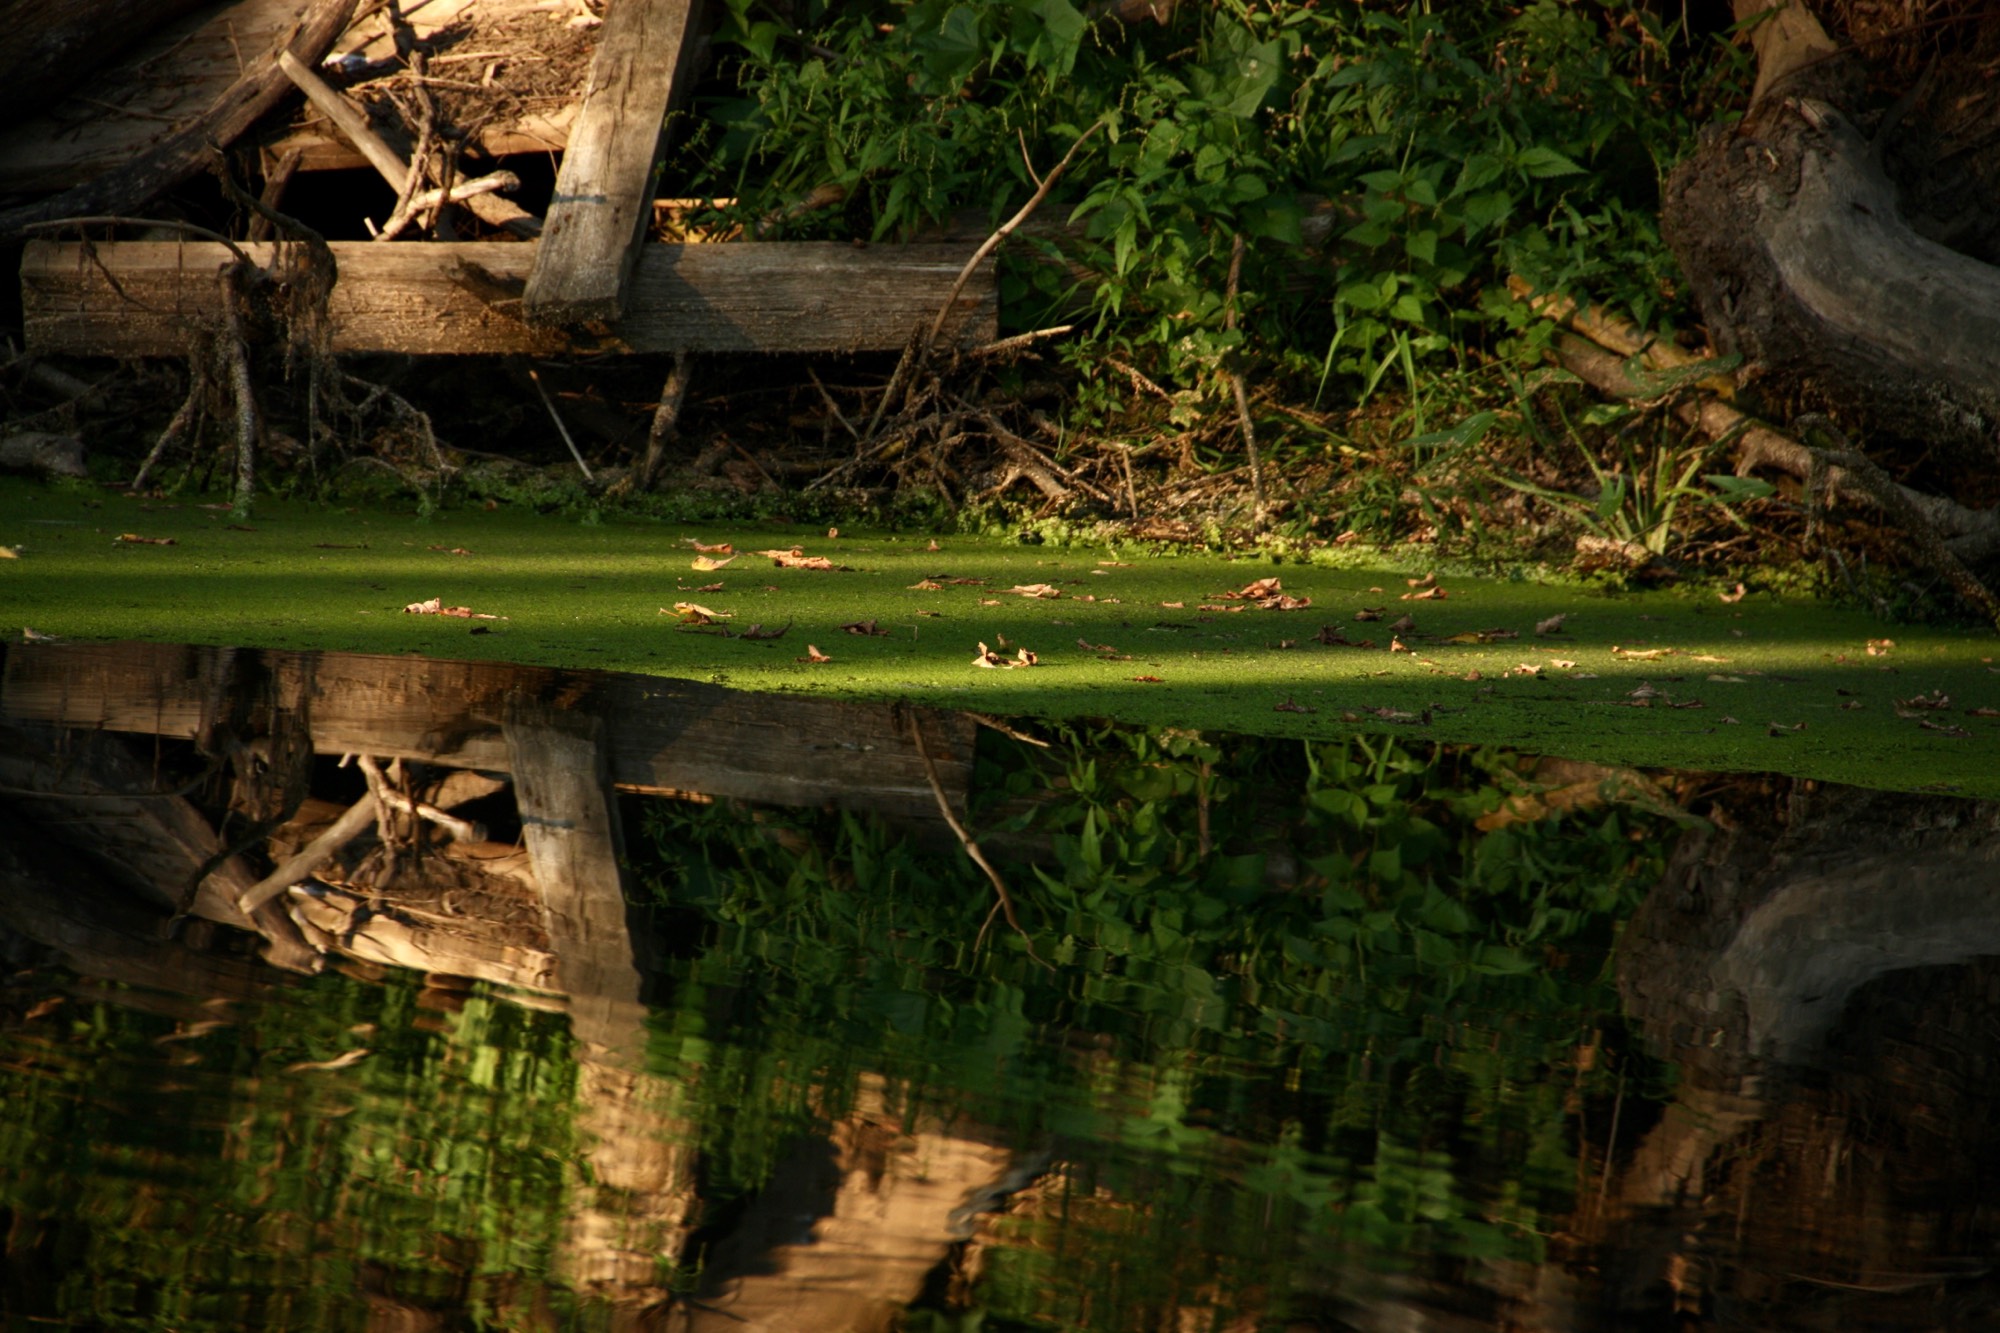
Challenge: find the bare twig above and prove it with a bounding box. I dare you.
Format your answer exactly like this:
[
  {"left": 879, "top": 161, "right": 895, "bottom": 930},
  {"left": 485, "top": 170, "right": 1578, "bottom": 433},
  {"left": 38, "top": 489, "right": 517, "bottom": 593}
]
[
  {"left": 377, "top": 171, "right": 518, "bottom": 241},
  {"left": 808, "top": 364, "right": 859, "bottom": 439},
  {"left": 132, "top": 373, "right": 204, "bottom": 492},
  {"left": 238, "top": 791, "right": 379, "bottom": 915},
  {"left": 1224, "top": 232, "right": 1267, "bottom": 527},
  {"left": 925, "top": 120, "right": 1105, "bottom": 351},
  {"left": 911, "top": 717, "right": 1049, "bottom": 968},
  {"left": 636, "top": 352, "right": 692, "bottom": 490},
  {"left": 216, "top": 264, "right": 260, "bottom": 518},
  {"left": 969, "top": 324, "right": 1075, "bottom": 358},
  {"left": 528, "top": 367, "right": 593, "bottom": 482}
]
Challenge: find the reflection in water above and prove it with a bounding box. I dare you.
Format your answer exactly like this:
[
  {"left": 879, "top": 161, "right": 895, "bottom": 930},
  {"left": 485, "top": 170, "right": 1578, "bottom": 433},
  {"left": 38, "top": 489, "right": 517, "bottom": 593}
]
[{"left": 2, "top": 641, "right": 1999, "bottom": 1329}]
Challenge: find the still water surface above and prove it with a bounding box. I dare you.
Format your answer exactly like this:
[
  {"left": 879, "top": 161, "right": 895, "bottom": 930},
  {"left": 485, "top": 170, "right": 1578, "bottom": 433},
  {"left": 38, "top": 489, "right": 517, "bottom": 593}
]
[{"left": 3, "top": 643, "right": 1998, "bottom": 1330}]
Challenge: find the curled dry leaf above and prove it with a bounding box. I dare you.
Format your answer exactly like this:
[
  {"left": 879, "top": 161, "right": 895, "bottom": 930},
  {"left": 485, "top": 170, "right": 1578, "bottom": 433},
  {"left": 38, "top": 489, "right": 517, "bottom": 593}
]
[
  {"left": 909, "top": 579, "right": 945, "bottom": 591},
  {"left": 799, "top": 644, "right": 832, "bottom": 663},
  {"left": 1611, "top": 645, "right": 1673, "bottom": 660},
  {"left": 1767, "top": 721, "right": 1807, "bottom": 735},
  {"left": 840, "top": 619, "right": 889, "bottom": 637},
  {"left": 1313, "top": 625, "right": 1352, "bottom": 646},
  {"left": 1866, "top": 638, "right": 1895, "bottom": 656},
  {"left": 1967, "top": 706, "right": 2000, "bottom": 718},
  {"left": 1718, "top": 583, "right": 1747, "bottom": 603},
  {"left": 115, "top": 533, "right": 174, "bottom": 546},
  {"left": 696, "top": 582, "right": 726, "bottom": 592},
  {"left": 1534, "top": 613, "right": 1568, "bottom": 635},
  {"left": 1896, "top": 689, "right": 1951, "bottom": 711},
  {"left": 1841, "top": 699, "right": 1864, "bottom": 710},
  {"left": 1389, "top": 636, "right": 1410, "bottom": 653},
  {"left": 1132, "top": 674, "right": 1164, "bottom": 683},
  {"left": 1407, "top": 572, "right": 1436, "bottom": 589},
  {"left": 1400, "top": 586, "right": 1447, "bottom": 602},
  {"left": 1512, "top": 663, "right": 1542, "bottom": 677},
  {"left": 1008, "top": 583, "right": 1063, "bottom": 599},
  {"left": 972, "top": 642, "right": 1038, "bottom": 669},
  {"left": 666, "top": 602, "right": 731, "bottom": 624},
  {"left": 691, "top": 555, "right": 736, "bottom": 572},
  {"left": 1354, "top": 607, "right": 1384, "bottom": 622},
  {"left": 1920, "top": 719, "right": 1973, "bottom": 738},
  {"left": 685, "top": 539, "right": 733, "bottom": 554},
  {"left": 1549, "top": 658, "right": 1578, "bottom": 669},
  {"left": 405, "top": 598, "right": 502, "bottom": 620}
]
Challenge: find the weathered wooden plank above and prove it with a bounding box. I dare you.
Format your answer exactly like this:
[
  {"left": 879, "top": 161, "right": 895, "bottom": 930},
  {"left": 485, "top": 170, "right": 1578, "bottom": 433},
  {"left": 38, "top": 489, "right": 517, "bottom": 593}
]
[
  {"left": 20, "top": 238, "right": 997, "bottom": 356},
  {"left": 0, "top": 0, "right": 360, "bottom": 241},
  {"left": 523, "top": 0, "right": 697, "bottom": 325},
  {"left": 0, "top": 642, "right": 977, "bottom": 825},
  {"left": 0, "top": 0, "right": 578, "bottom": 198},
  {"left": 503, "top": 703, "right": 642, "bottom": 1001}
]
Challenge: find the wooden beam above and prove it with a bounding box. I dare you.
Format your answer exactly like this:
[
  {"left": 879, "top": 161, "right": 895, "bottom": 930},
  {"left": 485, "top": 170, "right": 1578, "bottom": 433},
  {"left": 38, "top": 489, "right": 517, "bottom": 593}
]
[
  {"left": 503, "top": 702, "right": 643, "bottom": 1002},
  {"left": 0, "top": 642, "right": 977, "bottom": 828},
  {"left": 20, "top": 238, "right": 997, "bottom": 357},
  {"left": 524, "top": 0, "right": 698, "bottom": 326}
]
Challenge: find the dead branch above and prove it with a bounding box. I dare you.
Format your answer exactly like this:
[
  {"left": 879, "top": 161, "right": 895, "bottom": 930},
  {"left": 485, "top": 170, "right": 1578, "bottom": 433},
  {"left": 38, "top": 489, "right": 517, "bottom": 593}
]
[
  {"left": 1224, "top": 232, "right": 1267, "bottom": 527},
  {"left": 910, "top": 716, "right": 1048, "bottom": 968},
  {"left": 636, "top": 351, "right": 692, "bottom": 490},
  {"left": 216, "top": 265, "right": 260, "bottom": 517}
]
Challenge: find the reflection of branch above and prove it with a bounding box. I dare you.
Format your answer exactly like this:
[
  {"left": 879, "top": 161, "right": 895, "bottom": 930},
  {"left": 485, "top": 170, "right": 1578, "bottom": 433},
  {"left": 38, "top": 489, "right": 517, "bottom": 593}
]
[
  {"left": 357, "top": 754, "right": 485, "bottom": 842},
  {"left": 911, "top": 717, "right": 1049, "bottom": 968},
  {"left": 238, "top": 791, "right": 378, "bottom": 915}
]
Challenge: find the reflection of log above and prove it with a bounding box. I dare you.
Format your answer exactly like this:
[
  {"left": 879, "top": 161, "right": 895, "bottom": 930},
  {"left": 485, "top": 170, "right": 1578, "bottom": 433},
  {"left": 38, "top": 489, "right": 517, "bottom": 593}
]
[
  {"left": 0, "top": 0, "right": 360, "bottom": 241},
  {"left": 0, "top": 720, "right": 314, "bottom": 955},
  {"left": 2, "top": 643, "right": 976, "bottom": 831},
  {"left": 675, "top": 1076, "right": 1018, "bottom": 1333},
  {"left": 20, "top": 239, "right": 998, "bottom": 357},
  {"left": 503, "top": 701, "right": 642, "bottom": 1003},
  {"left": 524, "top": 0, "right": 697, "bottom": 324}
]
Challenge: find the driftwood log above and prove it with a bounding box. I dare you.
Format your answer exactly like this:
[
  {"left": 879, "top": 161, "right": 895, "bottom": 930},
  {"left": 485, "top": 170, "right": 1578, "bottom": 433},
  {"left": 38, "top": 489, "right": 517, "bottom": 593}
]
[
  {"left": 1663, "top": 0, "right": 2000, "bottom": 467},
  {"left": 0, "top": 0, "right": 359, "bottom": 241}
]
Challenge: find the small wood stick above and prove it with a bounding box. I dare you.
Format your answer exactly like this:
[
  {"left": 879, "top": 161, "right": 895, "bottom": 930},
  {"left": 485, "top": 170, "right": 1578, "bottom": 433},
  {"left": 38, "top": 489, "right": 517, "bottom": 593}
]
[
  {"left": 356, "top": 754, "right": 486, "bottom": 843},
  {"left": 911, "top": 717, "right": 1049, "bottom": 969},
  {"left": 529, "top": 367, "right": 594, "bottom": 482}
]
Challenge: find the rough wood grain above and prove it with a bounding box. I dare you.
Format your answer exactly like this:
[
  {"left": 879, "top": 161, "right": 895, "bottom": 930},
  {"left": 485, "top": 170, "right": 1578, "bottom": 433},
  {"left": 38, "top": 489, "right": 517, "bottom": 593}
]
[
  {"left": 0, "top": 0, "right": 359, "bottom": 241},
  {"left": 523, "top": 0, "right": 696, "bottom": 325},
  {"left": 0, "top": 0, "right": 578, "bottom": 196},
  {"left": 0, "top": 642, "right": 977, "bottom": 827},
  {"left": 20, "top": 238, "right": 998, "bottom": 355}
]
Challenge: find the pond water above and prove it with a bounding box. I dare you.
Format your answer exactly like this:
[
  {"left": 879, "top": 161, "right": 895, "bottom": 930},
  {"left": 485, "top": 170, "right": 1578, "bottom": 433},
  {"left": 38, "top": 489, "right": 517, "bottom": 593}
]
[{"left": 3, "top": 642, "right": 2000, "bottom": 1330}]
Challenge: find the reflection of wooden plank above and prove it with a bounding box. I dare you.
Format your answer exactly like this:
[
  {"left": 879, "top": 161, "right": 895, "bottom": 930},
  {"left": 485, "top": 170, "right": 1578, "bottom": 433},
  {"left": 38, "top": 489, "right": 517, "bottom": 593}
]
[
  {"left": 523, "top": 0, "right": 696, "bottom": 325},
  {"left": 503, "top": 702, "right": 641, "bottom": 1001},
  {"left": 0, "top": 0, "right": 579, "bottom": 196},
  {"left": 0, "top": 643, "right": 976, "bottom": 826},
  {"left": 21, "top": 239, "right": 997, "bottom": 356}
]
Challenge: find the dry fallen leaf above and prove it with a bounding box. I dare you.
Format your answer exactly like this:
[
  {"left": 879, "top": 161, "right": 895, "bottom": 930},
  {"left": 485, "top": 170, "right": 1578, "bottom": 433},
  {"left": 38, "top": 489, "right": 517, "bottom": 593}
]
[
  {"left": 667, "top": 602, "right": 731, "bottom": 624},
  {"left": 840, "top": 619, "right": 890, "bottom": 637},
  {"left": 1920, "top": 719, "right": 1973, "bottom": 738},
  {"left": 1274, "top": 699, "right": 1316, "bottom": 714},
  {"left": 1161, "top": 600, "right": 1185, "bottom": 609},
  {"left": 686, "top": 539, "right": 733, "bottom": 554},
  {"left": 1896, "top": 689, "right": 1951, "bottom": 711},
  {"left": 427, "top": 545, "right": 473, "bottom": 556},
  {"left": 909, "top": 579, "right": 945, "bottom": 591},
  {"left": 404, "top": 598, "right": 503, "bottom": 620},
  {"left": 1866, "top": 638, "right": 1896, "bottom": 656},
  {"left": 1400, "top": 586, "right": 1447, "bottom": 601},
  {"left": 1767, "top": 721, "right": 1807, "bottom": 735},
  {"left": 1968, "top": 706, "right": 2000, "bottom": 718},
  {"left": 115, "top": 533, "right": 174, "bottom": 546},
  {"left": 1690, "top": 654, "right": 1731, "bottom": 664},
  {"left": 827, "top": 527, "right": 839, "bottom": 539},
  {"left": 1407, "top": 572, "right": 1436, "bottom": 589},
  {"left": 1008, "top": 583, "right": 1063, "bottom": 599},
  {"left": 1718, "top": 583, "right": 1747, "bottom": 603},
  {"left": 692, "top": 555, "right": 737, "bottom": 572},
  {"left": 1314, "top": 626, "right": 1353, "bottom": 646},
  {"left": 1354, "top": 607, "right": 1384, "bottom": 622},
  {"left": 1389, "top": 614, "right": 1416, "bottom": 633},
  {"left": 739, "top": 622, "right": 791, "bottom": 640},
  {"left": 1132, "top": 674, "right": 1164, "bottom": 682},
  {"left": 1534, "top": 613, "right": 1567, "bottom": 636},
  {"left": 1513, "top": 663, "right": 1543, "bottom": 676},
  {"left": 285, "top": 1048, "right": 370, "bottom": 1074},
  {"left": 799, "top": 644, "right": 832, "bottom": 663},
  {"left": 1549, "top": 658, "right": 1578, "bottom": 669},
  {"left": 1389, "top": 636, "right": 1410, "bottom": 653},
  {"left": 1841, "top": 699, "right": 1864, "bottom": 710},
  {"left": 1611, "top": 645, "right": 1673, "bottom": 660}
]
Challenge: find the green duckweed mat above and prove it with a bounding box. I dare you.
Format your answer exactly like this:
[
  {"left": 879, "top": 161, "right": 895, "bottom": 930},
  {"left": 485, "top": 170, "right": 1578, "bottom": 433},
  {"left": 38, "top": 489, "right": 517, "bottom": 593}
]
[{"left": 3, "top": 479, "right": 1996, "bottom": 796}]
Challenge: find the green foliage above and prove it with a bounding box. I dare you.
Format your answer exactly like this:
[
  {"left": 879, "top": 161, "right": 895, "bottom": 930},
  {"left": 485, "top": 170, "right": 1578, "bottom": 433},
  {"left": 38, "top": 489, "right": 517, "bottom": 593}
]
[
  {"left": 636, "top": 725, "right": 1676, "bottom": 1313},
  {"left": 697, "top": 0, "right": 1722, "bottom": 400}
]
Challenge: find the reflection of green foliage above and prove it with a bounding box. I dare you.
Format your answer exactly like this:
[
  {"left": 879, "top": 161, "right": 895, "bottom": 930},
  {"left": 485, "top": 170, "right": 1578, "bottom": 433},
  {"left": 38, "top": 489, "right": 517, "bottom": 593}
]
[
  {"left": 638, "top": 726, "right": 1671, "bottom": 1324},
  {"left": 0, "top": 972, "right": 584, "bottom": 1331}
]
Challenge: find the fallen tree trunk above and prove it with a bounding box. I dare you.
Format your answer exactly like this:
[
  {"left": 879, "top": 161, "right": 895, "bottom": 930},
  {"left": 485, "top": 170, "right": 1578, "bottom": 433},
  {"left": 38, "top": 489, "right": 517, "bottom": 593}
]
[
  {"left": 1662, "top": 0, "right": 2000, "bottom": 470},
  {"left": 0, "top": 0, "right": 358, "bottom": 242}
]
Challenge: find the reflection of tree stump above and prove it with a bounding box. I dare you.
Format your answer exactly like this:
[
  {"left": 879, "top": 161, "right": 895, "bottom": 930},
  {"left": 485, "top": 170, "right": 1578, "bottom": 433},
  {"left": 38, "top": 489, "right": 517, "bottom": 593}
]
[{"left": 1621, "top": 780, "right": 2000, "bottom": 1073}]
